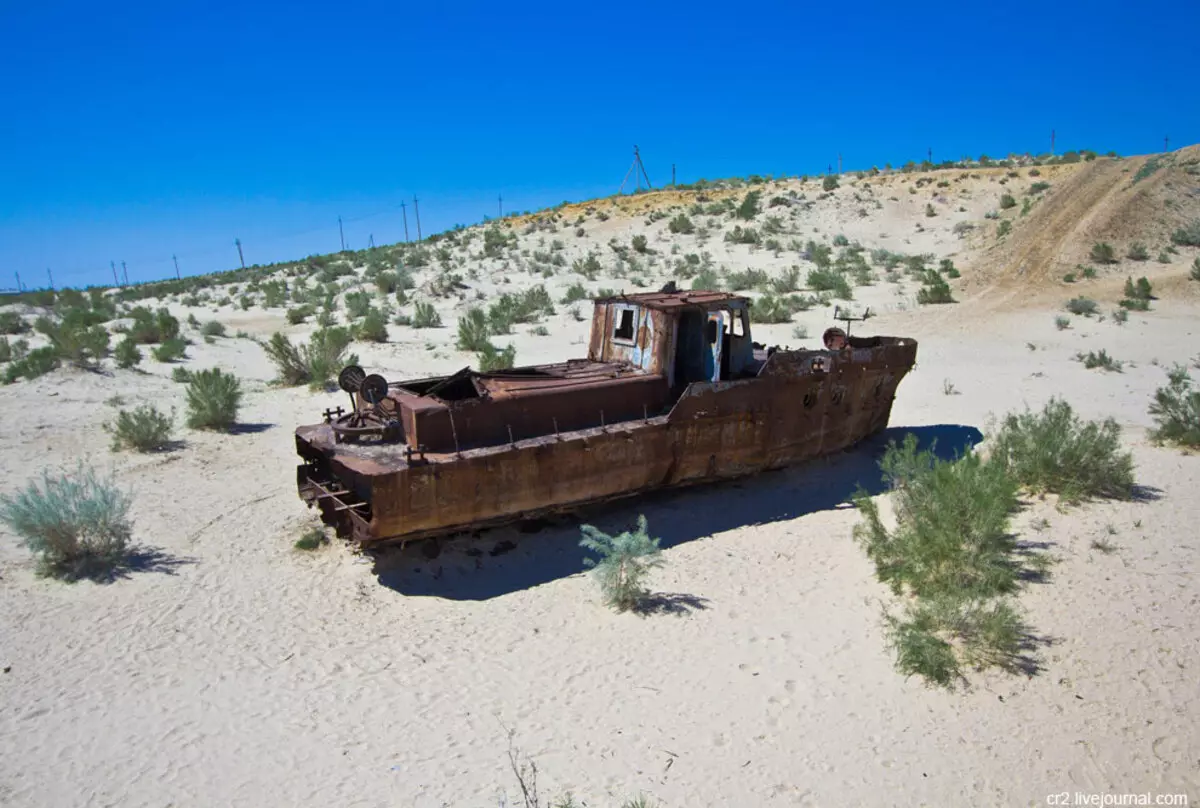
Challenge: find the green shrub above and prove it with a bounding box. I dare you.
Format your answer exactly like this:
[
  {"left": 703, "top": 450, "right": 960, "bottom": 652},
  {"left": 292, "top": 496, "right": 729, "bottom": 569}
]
[
  {"left": 736, "top": 190, "right": 761, "bottom": 220},
  {"left": 34, "top": 317, "right": 110, "bottom": 368},
  {"left": 0, "top": 337, "right": 9, "bottom": 363},
  {"left": 1148, "top": 366, "right": 1200, "bottom": 448},
  {"left": 202, "top": 320, "right": 226, "bottom": 338},
  {"left": 1075, "top": 349, "right": 1123, "bottom": 372},
  {"left": 806, "top": 268, "right": 852, "bottom": 299},
  {"left": 886, "top": 595, "right": 1026, "bottom": 688},
  {"left": 411, "top": 300, "right": 442, "bottom": 329},
  {"left": 771, "top": 266, "right": 801, "bottom": 294},
  {"left": 1064, "top": 297, "right": 1098, "bottom": 316},
  {"left": 152, "top": 337, "right": 188, "bottom": 362},
  {"left": 287, "top": 305, "right": 314, "bottom": 324},
  {"left": 1169, "top": 220, "right": 1200, "bottom": 246},
  {"left": 356, "top": 309, "right": 389, "bottom": 342},
  {"left": 1192, "top": 257, "right": 1200, "bottom": 281},
  {"left": 579, "top": 514, "right": 665, "bottom": 612},
  {"left": 456, "top": 308, "right": 491, "bottom": 352},
  {"left": 171, "top": 367, "right": 193, "bottom": 383},
  {"left": 185, "top": 368, "right": 242, "bottom": 430},
  {"left": 752, "top": 293, "right": 793, "bottom": 324},
  {"left": 294, "top": 527, "right": 327, "bottom": 551},
  {"left": 263, "top": 328, "right": 357, "bottom": 390},
  {"left": 1054, "top": 315, "right": 1071, "bottom": 330},
  {"left": 0, "top": 312, "right": 29, "bottom": 334},
  {"left": 1118, "top": 297, "right": 1150, "bottom": 311},
  {"left": 997, "top": 220, "right": 1012, "bottom": 237},
  {"left": 1090, "top": 242, "right": 1116, "bottom": 264},
  {"left": 1029, "top": 181, "right": 1051, "bottom": 194},
  {"left": 476, "top": 342, "right": 516, "bottom": 372},
  {"left": 917, "top": 272, "right": 954, "bottom": 305},
  {"left": 106, "top": 405, "right": 174, "bottom": 452},
  {"left": 0, "top": 463, "right": 133, "bottom": 582},
  {"left": 561, "top": 282, "right": 590, "bottom": 304},
  {"left": 989, "top": 398, "right": 1134, "bottom": 503},
  {"left": 114, "top": 337, "right": 142, "bottom": 369},
  {"left": 855, "top": 437, "right": 1020, "bottom": 601},
  {"left": 3, "top": 346, "right": 60, "bottom": 384},
  {"left": 128, "top": 307, "right": 180, "bottom": 344},
  {"left": 822, "top": 175, "right": 839, "bottom": 192},
  {"left": 631, "top": 234, "right": 649, "bottom": 253},
  {"left": 723, "top": 226, "right": 760, "bottom": 245},
  {"left": 344, "top": 290, "right": 372, "bottom": 319},
  {"left": 667, "top": 213, "right": 694, "bottom": 234},
  {"left": 999, "top": 194, "right": 1016, "bottom": 209},
  {"left": 1123, "top": 276, "right": 1153, "bottom": 300},
  {"left": 1126, "top": 243, "right": 1149, "bottom": 261}
]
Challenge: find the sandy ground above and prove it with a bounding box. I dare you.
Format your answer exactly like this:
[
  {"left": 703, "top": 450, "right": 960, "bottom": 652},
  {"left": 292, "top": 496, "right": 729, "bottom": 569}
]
[{"left": 2, "top": 163, "right": 1199, "bottom": 807}]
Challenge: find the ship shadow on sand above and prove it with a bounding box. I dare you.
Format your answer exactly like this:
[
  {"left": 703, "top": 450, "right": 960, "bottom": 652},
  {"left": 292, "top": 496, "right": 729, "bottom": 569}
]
[{"left": 372, "top": 423, "right": 984, "bottom": 601}]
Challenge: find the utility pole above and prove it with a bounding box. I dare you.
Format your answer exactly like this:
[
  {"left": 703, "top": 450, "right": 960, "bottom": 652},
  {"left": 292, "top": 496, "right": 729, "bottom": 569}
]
[
  {"left": 401, "top": 201, "right": 410, "bottom": 242},
  {"left": 173, "top": 254, "right": 181, "bottom": 280},
  {"left": 928, "top": 146, "right": 933, "bottom": 164},
  {"left": 14, "top": 271, "right": 21, "bottom": 291},
  {"left": 838, "top": 153, "right": 843, "bottom": 175},
  {"left": 121, "top": 261, "right": 129, "bottom": 286},
  {"left": 827, "top": 163, "right": 832, "bottom": 175},
  {"left": 1050, "top": 128, "right": 1056, "bottom": 156},
  {"left": 1164, "top": 135, "right": 1170, "bottom": 152},
  {"left": 618, "top": 145, "right": 653, "bottom": 194},
  {"left": 368, "top": 233, "right": 375, "bottom": 249},
  {"left": 235, "top": 238, "right": 245, "bottom": 269},
  {"left": 498, "top": 194, "right": 503, "bottom": 219},
  {"left": 47, "top": 267, "right": 54, "bottom": 290},
  {"left": 413, "top": 196, "right": 422, "bottom": 241},
  {"left": 672, "top": 163, "right": 676, "bottom": 187},
  {"left": 111, "top": 261, "right": 120, "bottom": 286},
  {"left": 338, "top": 216, "right": 345, "bottom": 251}
]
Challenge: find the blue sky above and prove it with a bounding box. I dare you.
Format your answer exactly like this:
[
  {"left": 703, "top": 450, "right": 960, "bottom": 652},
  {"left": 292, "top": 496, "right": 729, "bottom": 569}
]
[{"left": 2, "top": 0, "right": 1197, "bottom": 290}]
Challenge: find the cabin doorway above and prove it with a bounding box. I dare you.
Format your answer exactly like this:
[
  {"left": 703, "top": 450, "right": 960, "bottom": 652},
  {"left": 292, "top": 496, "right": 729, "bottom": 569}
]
[{"left": 673, "top": 309, "right": 725, "bottom": 387}]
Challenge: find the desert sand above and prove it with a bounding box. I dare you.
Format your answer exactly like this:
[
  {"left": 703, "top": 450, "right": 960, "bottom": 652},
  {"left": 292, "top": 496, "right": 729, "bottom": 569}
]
[{"left": 1, "top": 150, "right": 1199, "bottom": 807}]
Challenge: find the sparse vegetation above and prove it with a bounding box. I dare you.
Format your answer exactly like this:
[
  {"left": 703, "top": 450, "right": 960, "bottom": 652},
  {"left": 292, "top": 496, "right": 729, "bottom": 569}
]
[
  {"left": 1064, "top": 297, "right": 1098, "bottom": 317},
  {"left": 185, "top": 368, "right": 242, "bottom": 431},
  {"left": 152, "top": 337, "right": 188, "bottom": 363},
  {"left": 989, "top": 398, "right": 1135, "bottom": 503},
  {"left": 3, "top": 346, "right": 61, "bottom": 384},
  {"left": 667, "top": 213, "right": 694, "bottom": 234},
  {"left": 106, "top": 405, "right": 174, "bottom": 452},
  {"left": 853, "top": 435, "right": 1031, "bottom": 688},
  {"left": 411, "top": 300, "right": 443, "bottom": 329},
  {"left": 579, "top": 514, "right": 665, "bottom": 612},
  {"left": 0, "top": 463, "right": 133, "bottom": 582},
  {"left": 1148, "top": 366, "right": 1200, "bottom": 448},
  {"left": 476, "top": 341, "right": 517, "bottom": 372},
  {"left": 1167, "top": 219, "right": 1200, "bottom": 246},
  {"left": 1075, "top": 349, "right": 1124, "bottom": 372},
  {"left": 917, "top": 271, "right": 954, "bottom": 305},
  {"left": 355, "top": 309, "right": 389, "bottom": 343},
  {"left": 263, "top": 328, "right": 358, "bottom": 390},
  {"left": 999, "top": 194, "right": 1016, "bottom": 210},
  {"left": 1054, "top": 315, "right": 1071, "bottom": 330},
  {"left": 1126, "top": 243, "right": 1149, "bottom": 262},
  {"left": 1089, "top": 242, "right": 1116, "bottom": 264},
  {"left": 822, "top": 175, "right": 839, "bottom": 192},
  {"left": 294, "top": 527, "right": 327, "bottom": 551}
]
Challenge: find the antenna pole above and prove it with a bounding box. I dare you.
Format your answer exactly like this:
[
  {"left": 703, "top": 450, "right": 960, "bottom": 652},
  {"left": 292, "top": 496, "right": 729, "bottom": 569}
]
[
  {"left": 368, "top": 233, "right": 375, "bottom": 249},
  {"left": 672, "top": 163, "right": 676, "bottom": 187},
  {"left": 1050, "top": 128, "right": 1056, "bottom": 156},
  {"left": 173, "top": 254, "right": 181, "bottom": 280},
  {"left": 498, "top": 193, "right": 503, "bottom": 218},
  {"left": 1164, "top": 135, "right": 1169, "bottom": 152},
  {"left": 928, "top": 146, "right": 932, "bottom": 164},
  {"left": 235, "top": 238, "right": 245, "bottom": 269},
  {"left": 111, "top": 261, "right": 120, "bottom": 286},
  {"left": 838, "top": 153, "right": 843, "bottom": 175},
  {"left": 121, "top": 261, "right": 129, "bottom": 286},
  {"left": 413, "top": 196, "right": 422, "bottom": 241},
  {"left": 338, "top": 216, "right": 345, "bottom": 251},
  {"left": 400, "top": 201, "right": 410, "bottom": 242}
]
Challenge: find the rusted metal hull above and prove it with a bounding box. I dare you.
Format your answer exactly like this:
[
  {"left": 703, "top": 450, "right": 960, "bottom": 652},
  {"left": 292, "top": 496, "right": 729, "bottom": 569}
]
[{"left": 295, "top": 337, "right": 917, "bottom": 548}]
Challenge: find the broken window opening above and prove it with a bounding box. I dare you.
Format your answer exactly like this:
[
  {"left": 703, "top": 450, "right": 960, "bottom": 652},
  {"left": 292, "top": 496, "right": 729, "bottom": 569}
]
[{"left": 613, "top": 307, "right": 636, "bottom": 341}]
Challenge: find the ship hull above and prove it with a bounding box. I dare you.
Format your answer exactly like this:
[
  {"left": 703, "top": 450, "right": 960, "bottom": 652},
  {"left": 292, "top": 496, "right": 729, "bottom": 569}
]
[{"left": 295, "top": 337, "right": 917, "bottom": 548}]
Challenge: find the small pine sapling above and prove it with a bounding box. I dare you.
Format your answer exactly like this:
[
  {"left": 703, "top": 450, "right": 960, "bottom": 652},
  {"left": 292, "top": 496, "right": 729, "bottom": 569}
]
[{"left": 579, "top": 514, "right": 665, "bottom": 612}]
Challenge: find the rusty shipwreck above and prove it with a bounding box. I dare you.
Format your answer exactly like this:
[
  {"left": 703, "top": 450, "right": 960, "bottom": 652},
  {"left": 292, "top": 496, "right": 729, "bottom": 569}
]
[{"left": 295, "top": 289, "right": 918, "bottom": 548}]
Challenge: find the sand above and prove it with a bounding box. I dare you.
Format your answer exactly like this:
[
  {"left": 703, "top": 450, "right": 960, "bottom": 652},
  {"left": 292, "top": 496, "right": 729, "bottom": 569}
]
[{"left": 1, "top": 157, "right": 1199, "bottom": 807}]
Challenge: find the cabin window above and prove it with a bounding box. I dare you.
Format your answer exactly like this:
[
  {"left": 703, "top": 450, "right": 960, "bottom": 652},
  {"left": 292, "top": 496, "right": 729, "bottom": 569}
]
[
  {"left": 612, "top": 305, "right": 637, "bottom": 343},
  {"left": 730, "top": 309, "right": 745, "bottom": 337}
]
